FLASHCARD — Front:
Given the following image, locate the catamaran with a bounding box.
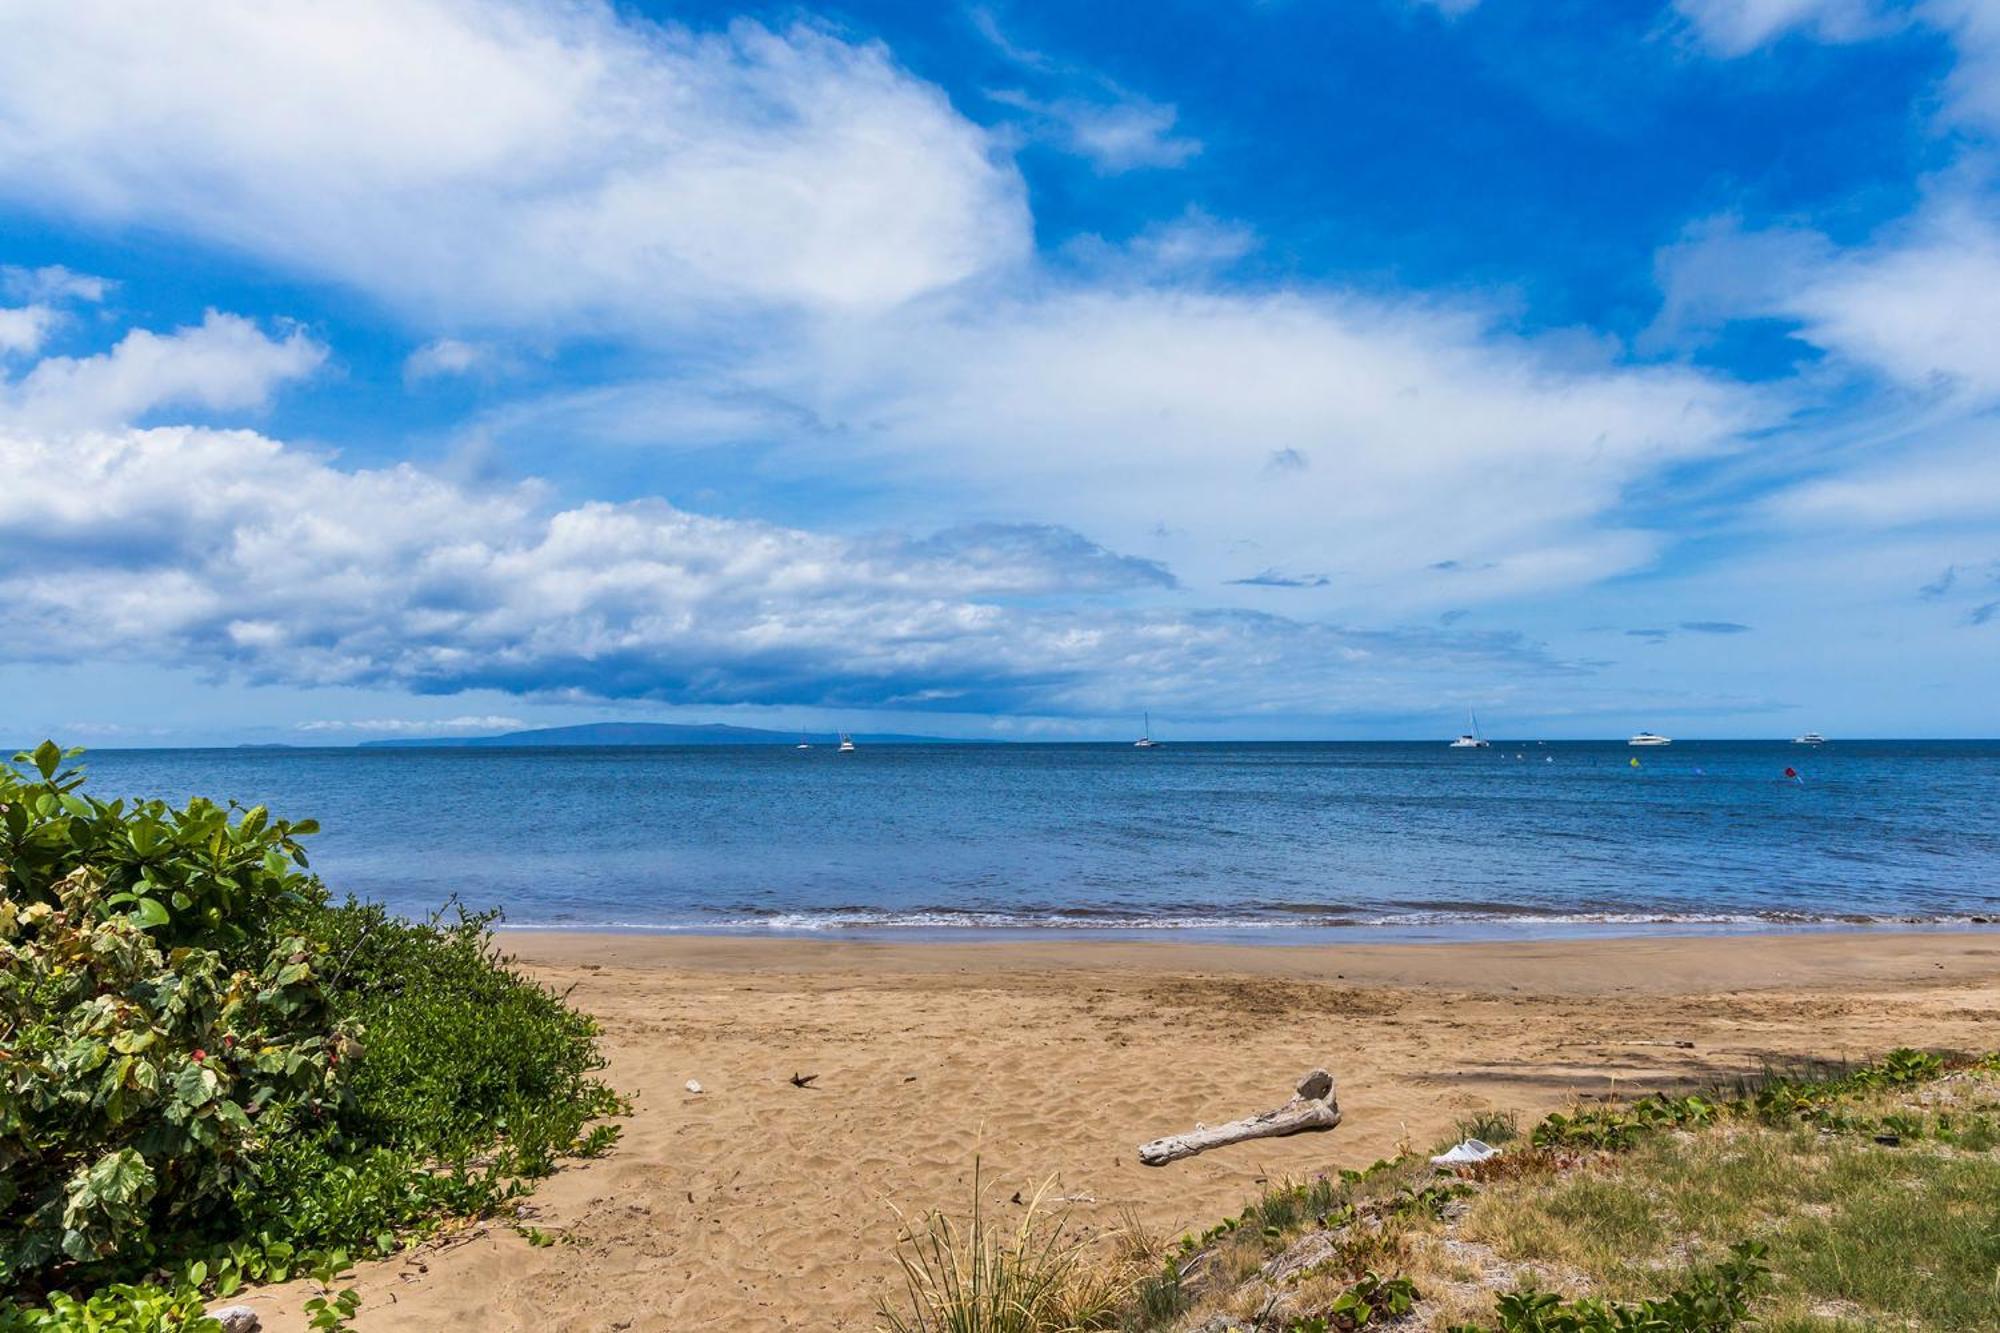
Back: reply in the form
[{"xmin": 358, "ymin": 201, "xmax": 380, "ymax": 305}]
[
  {"xmin": 1134, "ymin": 712, "xmax": 1159, "ymax": 748},
  {"xmin": 1628, "ymin": 731, "xmax": 1673, "ymax": 747},
  {"xmin": 1449, "ymin": 711, "xmax": 1491, "ymax": 748}
]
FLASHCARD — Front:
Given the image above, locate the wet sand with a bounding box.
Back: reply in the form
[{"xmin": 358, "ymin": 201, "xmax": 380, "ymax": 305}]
[{"xmin": 247, "ymin": 929, "xmax": 2000, "ymax": 1331}]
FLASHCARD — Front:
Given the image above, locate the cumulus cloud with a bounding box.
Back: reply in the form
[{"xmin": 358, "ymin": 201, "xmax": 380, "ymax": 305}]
[
  {"xmin": 0, "ymin": 312, "xmax": 324, "ymax": 430},
  {"xmin": 0, "ymin": 1, "xmax": 1029, "ymax": 329},
  {"xmin": 0, "ymin": 414, "xmax": 1584, "ymax": 716},
  {"xmin": 0, "ymin": 264, "xmax": 112, "ymax": 359}
]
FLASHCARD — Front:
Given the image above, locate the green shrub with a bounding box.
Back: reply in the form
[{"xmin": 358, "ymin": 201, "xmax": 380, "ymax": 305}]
[
  {"xmin": 309, "ymin": 900, "xmax": 621, "ymax": 1172},
  {"xmin": 0, "ymin": 868, "xmax": 349, "ymax": 1286},
  {"xmin": 1, "ymin": 744, "xmax": 619, "ymax": 1320},
  {"xmin": 0, "ymin": 742, "xmax": 322, "ymax": 962}
]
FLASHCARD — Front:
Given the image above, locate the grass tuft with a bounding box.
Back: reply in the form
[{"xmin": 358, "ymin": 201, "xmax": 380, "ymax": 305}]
[{"xmin": 878, "ymin": 1162, "xmax": 1135, "ymax": 1333}]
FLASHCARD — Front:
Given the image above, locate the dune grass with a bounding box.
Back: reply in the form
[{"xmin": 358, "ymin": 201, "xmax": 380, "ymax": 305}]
[{"xmin": 878, "ymin": 1162, "xmax": 1149, "ymax": 1333}]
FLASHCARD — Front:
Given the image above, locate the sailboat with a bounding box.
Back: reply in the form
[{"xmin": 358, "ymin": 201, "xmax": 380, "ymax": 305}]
[
  {"xmin": 837, "ymin": 733, "xmax": 856, "ymax": 753},
  {"xmin": 1134, "ymin": 712, "xmax": 1159, "ymax": 748},
  {"xmin": 796, "ymin": 733, "xmax": 811, "ymax": 750},
  {"xmin": 1449, "ymin": 711, "xmax": 1491, "ymax": 748}
]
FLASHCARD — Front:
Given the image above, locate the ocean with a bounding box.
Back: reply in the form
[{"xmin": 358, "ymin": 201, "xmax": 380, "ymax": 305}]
[{"xmin": 67, "ymin": 740, "xmax": 2000, "ymax": 942}]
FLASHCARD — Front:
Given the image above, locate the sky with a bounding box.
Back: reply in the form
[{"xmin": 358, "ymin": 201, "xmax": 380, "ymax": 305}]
[{"xmin": 1, "ymin": 0, "xmax": 1997, "ymax": 745}]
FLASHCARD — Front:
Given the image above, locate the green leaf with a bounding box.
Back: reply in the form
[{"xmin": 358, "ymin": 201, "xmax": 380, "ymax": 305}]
[
  {"xmin": 31, "ymin": 739, "xmax": 62, "ymax": 780},
  {"xmin": 130, "ymin": 896, "xmax": 172, "ymax": 930}
]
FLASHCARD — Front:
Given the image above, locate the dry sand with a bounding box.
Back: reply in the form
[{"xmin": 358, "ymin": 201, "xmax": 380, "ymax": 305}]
[{"xmin": 246, "ymin": 929, "xmax": 2000, "ymax": 1332}]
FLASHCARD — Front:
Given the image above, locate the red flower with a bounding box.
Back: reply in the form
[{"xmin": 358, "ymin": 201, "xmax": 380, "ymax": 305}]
[{"xmin": 191, "ymin": 1049, "xmax": 207, "ymax": 1063}]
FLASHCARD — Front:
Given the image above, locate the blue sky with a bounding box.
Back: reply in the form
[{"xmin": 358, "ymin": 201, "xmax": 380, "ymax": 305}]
[{"xmin": 1, "ymin": 0, "xmax": 1997, "ymax": 744}]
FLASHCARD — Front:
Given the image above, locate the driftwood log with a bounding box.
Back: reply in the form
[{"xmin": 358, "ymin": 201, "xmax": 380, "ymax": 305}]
[{"xmin": 1138, "ymin": 1069, "xmax": 1341, "ymax": 1166}]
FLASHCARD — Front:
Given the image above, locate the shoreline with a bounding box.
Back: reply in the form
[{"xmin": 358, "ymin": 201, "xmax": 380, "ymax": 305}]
[
  {"xmin": 256, "ymin": 927, "xmax": 2000, "ymax": 1331},
  {"xmin": 499, "ymin": 925, "xmax": 2000, "ymax": 995},
  {"xmin": 493, "ymin": 915, "xmax": 2000, "ymax": 949}
]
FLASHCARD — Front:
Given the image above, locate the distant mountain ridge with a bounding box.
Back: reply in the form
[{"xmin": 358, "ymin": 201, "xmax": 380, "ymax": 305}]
[{"xmin": 358, "ymin": 722, "xmax": 996, "ymax": 748}]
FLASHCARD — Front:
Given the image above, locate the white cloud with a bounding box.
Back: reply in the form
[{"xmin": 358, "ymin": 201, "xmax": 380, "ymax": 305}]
[
  {"xmin": 1675, "ymin": 0, "xmax": 2000, "ymax": 133},
  {"xmin": 1768, "ymin": 428, "xmax": 2000, "ymax": 528},
  {"xmin": 0, "ymin": 1, "xmax": 1029, "ymax": 329},
  {"xmin": 0, "ymin": 264, "xmax": 110, "ymax": 305},
  {"xmin": 0, "ymin": 411, "xmax": 1582, "ymax": 716},
  {"xmin": 1784, "ymin": 208, "xmax": 2000, "ymax": 396},
  {"xmin": 989, "ymin": 88, "xmax": 1201, "ymax": 172},
  {"xmin": 404, "ymin": 337, "xmax": 490, "ymax": 383},
  {"xmin": 972, "ymin": 8, "xmax": 1200, "ymax": 172},
  {"xmin": 0, "ymin": 305, "xmax": 54, "ymax": 357},
  {"xmin": 1064, "ymin": 209, "xmax": 1258, "ymax": 278},
  {"xmin": 1655, "ymin": 205, "xmax": 2000, "ymax": 400},
  {"xmin": 1673, "ymin": 0, "xmax": 1898, "ymax": 55},
  {"xmin": 0, "ymin": 265, "xmax": 112, "ymax": 359},
  {"xmin": 294, "ymin": 716, "xmax": 526, "ymax": 733},
  {"xmin": 1, "ymin": 312, "xmax": 324, "ymax": 430},
  {"xmin": 616, "ymin": 282, "xmax": 1768, "ymax": 606}
]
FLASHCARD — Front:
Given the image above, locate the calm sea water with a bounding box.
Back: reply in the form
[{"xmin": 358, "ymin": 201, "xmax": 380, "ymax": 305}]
[{"xmin": 65, "ymin": 741, "xmax": 2000, "ymax": 942}]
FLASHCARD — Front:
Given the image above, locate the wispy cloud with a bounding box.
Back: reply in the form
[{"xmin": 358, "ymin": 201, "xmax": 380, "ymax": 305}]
[
  {"xmin": 1, "ymin": 264, "xmax": 110, "ymax": 305},
  {"xmin": 988, "ymin": 88, "xmax": 1201, "ymax": 172},
  {"xmin": 1680, "ymin": 620, "xmax": 1751, "ymax": 634},
  {"xmin": 404, "ymin": 338, "xmax": 494, "ymax": 384},
  {"xmin": 295, "ymin": 716, "xmax": 526, "ymax": 734},
  {"xmin": 1228, "ymin": 569, "xmax": 1332, "ymax": 588},
  {"xmin": 975, "ymin": 8, "xmax": 1199, "ymax": 172}
]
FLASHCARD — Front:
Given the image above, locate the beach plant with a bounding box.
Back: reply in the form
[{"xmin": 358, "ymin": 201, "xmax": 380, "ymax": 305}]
[
  {"xmin": 878, "ymin": 1162, "xmax": 1130, "ymax": 1333},
  {"xmin": 1444, "ymin": 1242, "xmax": 1767, "ymax": 1332},
  {"xmin": 1, "ymin": 745, "xmax": 621, "ymax": 1326},
  {"xmin": 0, "ymin": 1273, "xmax": 220, "ymax": 1332},
  {"xmin": 0, "ymin": 863, "xmax": 349, "ymax": 1286}
]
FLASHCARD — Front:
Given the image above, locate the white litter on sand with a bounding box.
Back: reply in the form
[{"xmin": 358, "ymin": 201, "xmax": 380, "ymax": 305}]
[{"xmin": 1430, "ymin": 1138, "xmax": 1500, "ymax": 1166}]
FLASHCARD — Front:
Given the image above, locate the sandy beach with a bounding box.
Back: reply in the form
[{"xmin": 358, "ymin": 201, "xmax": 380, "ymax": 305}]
[{"xmin": 245, "ymin": 929, "xmax": 2000, "ymax": 1332}]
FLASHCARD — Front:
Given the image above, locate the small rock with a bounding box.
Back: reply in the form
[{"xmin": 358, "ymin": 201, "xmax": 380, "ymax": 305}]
[
  {"xmin": 685, "ymin": 1079, "xmax": 703, "ymax": 1094},
  {"xmin": 210, "ymin": 1307, "xmax": 260, "ymax": 1333}
]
